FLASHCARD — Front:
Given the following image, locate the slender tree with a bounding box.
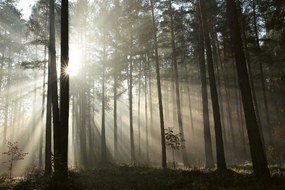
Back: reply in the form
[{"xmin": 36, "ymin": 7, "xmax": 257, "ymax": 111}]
[
  {"xmin": 199, "ymin": 0, "xmax": 226, "ymax": 170},
  {"xmin": 197, "ymin": 15, "xmax": 214, "ymax": 169},
  {"xmin": 128, "ymin": 36, "xmax": 135, "ymax": 162},
  {"xmin": 169, "ymin": 0, "xmax": 189, "ymax": 166},
  {"xmin": 150, "ymin": 0, "xmax": 167, "ymax": 169},
  {"xmin": 252, "ymin": 0, "xmax": 272, "ymax": 145},
  {"xmin": 101, "ymin": 33, "xmax": 107, "ymax": 164},
  {"xmin": 44, "ymin": 0, "xmax": 54, "ymax": 176}
]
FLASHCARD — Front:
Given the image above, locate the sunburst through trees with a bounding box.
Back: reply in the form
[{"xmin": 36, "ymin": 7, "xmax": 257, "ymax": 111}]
[{"xmin": 0, "ymin": 0, "xmax": 285, "ymax": 182}]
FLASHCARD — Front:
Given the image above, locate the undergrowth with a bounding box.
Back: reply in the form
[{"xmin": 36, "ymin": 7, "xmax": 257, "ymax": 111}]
[{"xmin": 0, "ymin": 165, "xmax": 284, "ymax": 190}]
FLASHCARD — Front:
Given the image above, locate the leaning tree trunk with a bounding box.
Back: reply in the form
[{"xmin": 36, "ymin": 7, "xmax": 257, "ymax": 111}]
[
  {"xmin": 150, "ymin": 0, "xmax": 167, "ymax": 169},
  {"xmin": 225, "ymin": 0, "xmax": 270, "ymax": 178},
  {"xmin": 236, "ymin": 0, "xmax": 265, "ymax": 148},
  {"xmin": 199, "ymin": 0, "xmax": 226, "ymax": 170}
]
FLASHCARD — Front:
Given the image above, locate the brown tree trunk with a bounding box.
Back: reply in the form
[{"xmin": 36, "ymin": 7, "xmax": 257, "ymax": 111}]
[
  {"xmin": 225, "ymin": 0, "xmax": 270, "ymax": 178},
  {"xmin": 169, "ymin": 0, "xmax": 188, "ymax": 166},
  {"xmin": 236, "ymin": 0, "xmax": 265, "ymax": 148},
  {"xmin": 150, "ymin": 0, "xmax": 167, "ymax": 169},
  {"xmin": 58, "ymin": 0, "xmax": 69, "ymax": 178},
  {"xmin": 144, "ymin": 58, "xmax": 149, "ymax": 163},
  {"xmin": 101, "ymin": 35, "xmax": 107, "ymax": 164},
  {"xmin": 45, "ymin": 47, "xmax": 52, "ymax": 176},
  {"xmin": 114, "ymin": 72, "xmax": 118, "ymax": 159},
  {"xmin": 252, "ymin": 0, "xmax": 272, "ymax": 145},
  {"xmin": 138, "ymin": 61, "xmax": 142, "ymax": 160},
  {"xmin": 50, "ymin": 0, "xmax": 60, "ymax": 176},
  {"xmin": 198, "ymin": 18, "xmax": 214, "ymax": 169},
  {"xmin": 199, "ymin": 0, "xmax": 226, "ymax": 170},
  {"xmin": 128, "ymin": 38, "xmax": 135, "ymax": 162},
  {"xmin": 44, "ymin": 1, "xmax": 54, "ymax": 174},
  {"xmin": 147, "ymin": 54, "xmax": 153, "ymax": 163}
]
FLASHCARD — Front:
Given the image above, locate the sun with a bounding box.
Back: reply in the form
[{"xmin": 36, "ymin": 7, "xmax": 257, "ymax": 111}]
[
  {"xmin": 65, "ymin": 48, "xmax": 81, "ymax": 76},
  {"xmin": 65, "ymin": 64, "xmax": 78, "ymax": 76}
]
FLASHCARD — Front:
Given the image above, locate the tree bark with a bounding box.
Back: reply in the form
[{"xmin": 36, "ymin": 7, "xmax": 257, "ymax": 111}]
[
  {"xmin": 138, "ymin": 61, "xmax": 142, "ymax": 160},
  {"xmin": 199, "ymin": 0, "xmax": 226, "ymax": 170},
  {"xmin": 198, "ymin": 18, "xmax": 214, "ymax": 169},
  {"xmin": 169, "ymin": 0, "xmax": 189, "ymax": 166},
  {"xmin": 128, "ymin": 37, "xmax": 135, "ymax": 162},
  {"xmin": 225, "ymin": 0, "xmax": 270, "ymax": 178},
  {"xmin": 59, "ymin": 0, "xmax": 69, "ymax": 178},
  {"xmin": 252, "ymin": 0, "xmax": 272, "ymax": 145},
  {"xmin": 44, "ymin": 0, "xmax": 54, "ymax": 174},
  {"xmin": 101, "ymin": 35, "xmax": 107, "ymax": 164},
  {"xmin": 114, "ymin": 71, "xmax": 118, "ymax": 159},
  {"xmin": 144, "ymin": 57, "xmax": 149, "ymax": 163},
  {"xmin": 150, "ymin": 0, "xmax": 167, "ymax": 169}
]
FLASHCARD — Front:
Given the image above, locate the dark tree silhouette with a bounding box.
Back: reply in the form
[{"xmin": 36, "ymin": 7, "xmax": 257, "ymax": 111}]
[
  {"xmin": 199, "ymin": 0, "xmax": 226, "ymax": 170},
  {"xmin": 225, "ymin": 0, "xmax": 270, "ymax": 178},
  {"xmin": 150, "ymin": 0, "xmax": 167, "ymax": 169},
  {"xmin": 197, "ymin": 16, "xmax": 214, "ymax": 169},
  {"xmin": 59, "ymin": 0, "xmax": 69, "ymax": 178}
]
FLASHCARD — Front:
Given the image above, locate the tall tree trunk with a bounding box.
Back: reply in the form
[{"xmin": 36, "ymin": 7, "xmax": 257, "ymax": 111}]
[
  {"xmin": 147, "ymin": 54, "xmax": 153, "ymax": 162},
  {"xmin": 237, "ymin": 89, "xmax": 248, "ymax": 159},
  {"xmin": 252, "ymin": 0, "xmax": 272, "ymax": 145},
  {"xmin": 45, "ymin": 20, "xmax": 52, "ymax": 175},
  {"xmin": 215, "ymin": 34, "xmax": 230, "ymax": 157},
  {"xmin": 225, "ymin": 0, "xmax": 270, "ymax": 178},
  {"xmin": 138, "ymin": 61, "xmax": 142, "ymax": 160},
  {"xmin": 50, "ymin": 0, "xmax": 61, "ymax": 176},
  {"xmin": 224, "ymin": 62, "xmax": 237, "ymax": 161},
  {"xmin": 169, "ymin": 0, "xmax": 188, "ymax": 166},
  {"xmin": 199, "ymin": 0, "xmax": 226, "ymax": 170},
  {"xmin": 39, "ymin": 25, "xmax": 48, "ymax": 168},
  {"xmin": 184, "ymin": 64, "xmax": 194, "ymax": 133},
  {"xmin": 45, "ymin": 3, "xmax": 53, "ymax": 173},
  {"xmin": 236, "ymin": 0, "xmax": 265, "ymax": 148},
  {"xmin": 59, "ymin": 0, "xmax": 69, "ymax": 178},
  {"xmin": 101, "ymin": 35, "xmax": 107, "ymax": 164},
  {"xmin": 215, "ymin": 32, "xmax": 239, "ymax": 160},
  {"xmin": 33, "ymin": 45, "xmax": 38, "ymax": 165},
  {"xmin": 198, "ymin": 19, "xmax": 214, "ymax": 169},
  {"xmin": 144, "ymin": 58, "xmax": 149, "ymax": 163},
  {"xmin": 114, "ymin": 72, "xmax": 118, "ymax": 159},
  {"xmin": 150, "ymin": 0, "xmax": 167, "ymax": 169},
  {"xmin": 128, "ymin": 38, "xmax": 135, "ymax": 162}
]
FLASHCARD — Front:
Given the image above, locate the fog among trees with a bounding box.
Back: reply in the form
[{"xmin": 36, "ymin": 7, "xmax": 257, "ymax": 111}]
[{"xmin": 0, "ymin": 0, "xmax": 285, "ymax": 188}]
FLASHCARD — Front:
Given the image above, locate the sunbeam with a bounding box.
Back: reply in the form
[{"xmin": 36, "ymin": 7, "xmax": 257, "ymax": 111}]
[{"xmin": 0, "ymin": 0, "xmax": 284, "ymax": 188}]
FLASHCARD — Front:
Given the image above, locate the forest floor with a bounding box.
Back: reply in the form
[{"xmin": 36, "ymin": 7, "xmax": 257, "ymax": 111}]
[{"xmin": 0, "ymin": 165, "xmax": 285, "ymax": 190}]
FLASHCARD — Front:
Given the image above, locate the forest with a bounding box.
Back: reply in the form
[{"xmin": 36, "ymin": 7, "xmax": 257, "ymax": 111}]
[{"xmin": 0, "ymin": 0, "xmax": 285, "ymax": 189}]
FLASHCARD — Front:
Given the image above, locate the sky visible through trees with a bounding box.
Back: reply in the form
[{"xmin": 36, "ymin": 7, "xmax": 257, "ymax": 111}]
[{"xmin": 0, "ymin": 0, "xmax": 285, "ymax": 181}]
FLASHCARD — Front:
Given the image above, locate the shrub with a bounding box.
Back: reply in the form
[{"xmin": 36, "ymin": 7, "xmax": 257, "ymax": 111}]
[{"xmin": 2, "ymin": 141, "xmax": 28, "ymax": 178}]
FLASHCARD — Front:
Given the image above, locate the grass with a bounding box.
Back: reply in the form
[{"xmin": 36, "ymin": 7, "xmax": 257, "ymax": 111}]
[{"xmin": 1, "ymin": 165, "xmax": 284, "ymax": 190}]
